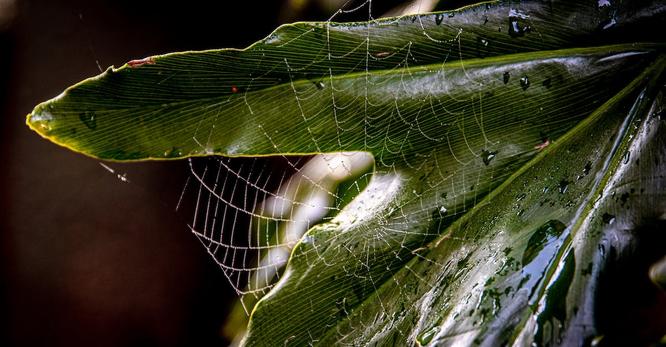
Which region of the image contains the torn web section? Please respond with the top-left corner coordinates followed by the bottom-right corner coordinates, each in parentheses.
top-left (183, 152), bottom-right (374, 310)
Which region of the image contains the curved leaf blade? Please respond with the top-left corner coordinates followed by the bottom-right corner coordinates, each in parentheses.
top-left (23, 0), bottom-right (666, 345)
top-left (26, 0), bottom-right (662, 160)
top-left (306, 57), bottom-right (665, 347)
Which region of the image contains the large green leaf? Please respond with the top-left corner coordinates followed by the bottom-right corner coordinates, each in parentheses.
top-left (27, 0), bottom-right (662, 160)
top-left (26, 0), bottom-right (665, 345)
top-left (310, 60), bottom-right (666, 346)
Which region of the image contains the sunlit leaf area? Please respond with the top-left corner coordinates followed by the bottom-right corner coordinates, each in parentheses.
top-left (4, 0), bottom-right (666, 346)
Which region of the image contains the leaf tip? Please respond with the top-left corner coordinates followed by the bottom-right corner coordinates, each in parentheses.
top-left (26, 103), bottom-right (55, 138)
top-left (25, 101), bottom-right (100, 161)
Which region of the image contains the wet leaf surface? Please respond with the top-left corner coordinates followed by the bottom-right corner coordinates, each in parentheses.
top-left (25, 0), bottom-right (666, 345)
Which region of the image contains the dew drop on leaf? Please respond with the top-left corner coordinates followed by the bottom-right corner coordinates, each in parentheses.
top-left (520, 75), bottom-right (530, 90)
top-left (601, 213), bottom-right (615, 224)
top-left (619, 192), bottom-right (630, 205)
top-left (164, 147), bottom-right (182, 158)
top-left (78, 111), bottom-right (97, 130)
top-left (481, 149), bottom-right (498, 166)
top-left (435, 14), bottom-right (444, 25)
top-left (507, 9), bottom-right (531, 38)
top-left (558, 179), bottom-right (569, 194)
top-left (503, 71), bottom-right (510, 84)
top-left (584, 161), bottom-right (592, 175)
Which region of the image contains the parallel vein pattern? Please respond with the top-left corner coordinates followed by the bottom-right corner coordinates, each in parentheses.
top-left (25, 0), bottom-right (665, 345)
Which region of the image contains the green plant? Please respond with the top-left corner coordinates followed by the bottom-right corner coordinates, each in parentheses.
top-left (27, 0), bottom-right (665, 345)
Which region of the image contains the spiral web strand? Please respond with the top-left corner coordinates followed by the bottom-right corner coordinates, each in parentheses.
top-left (178, 0), bottom-right (556, 315)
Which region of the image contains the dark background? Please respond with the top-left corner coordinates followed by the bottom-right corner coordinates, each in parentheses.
top-left (0, 1), bottom-right (274, 345)
top-left (0, 1), bottom-right (296, 346)
top-left (0, 1), bottom-right (404, 346)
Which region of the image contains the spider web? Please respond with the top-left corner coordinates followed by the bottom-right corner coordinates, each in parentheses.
top-left (175, 0), bottom-right (563, 316)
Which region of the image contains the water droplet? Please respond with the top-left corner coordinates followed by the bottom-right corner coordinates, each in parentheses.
top-left (164, 147), bottom-right (182, 157)
top-left (508, 9), bottom-right (531, 38)
top-left (516, 193), bottom-right (527, 201)
top-left (558, 179), bottom-right (569, 194)
top-left (623, 151), bottom-right (631, 164)
top-left (439, 206), bottom-right (448, 215)
top-left (448, 12), bottom-right (455, 18)
top-left (542, 77), bottom-right (552, 88)
top-left (435, 14), bottom-right (444, 25)
top-left (476, 37), bottom-right (489, 57)
top-left (583, 162), bottom-right (592, 175)
top-left (29, 109), bottom-right (55, 132)
top-left (520, 76), bottom-right (530, 90)
top-left (481, 149), bottom-right (498, 166)
top-left (417, 326), bottom-right (439, 346)
top-left (503, 71), bottom-right (510, 84)
top-left (79, 111), bottom-right (97, 130)
top-left (509, 19), bottom-right (521, 36)
top-left (522, 220), bottom-right (566, 265)
top-left (598, 0), bottom-right (611, 7)
top-left (314, 81), bottom-right (325, 90)
top-left (590, 335), bottom-right (605, 347)
top-left (264, 34), bottom-right (280, 44)
top-left (601, 213), bottom-right (615, 224)
top-left (619, 192), bottom-right (630, 205)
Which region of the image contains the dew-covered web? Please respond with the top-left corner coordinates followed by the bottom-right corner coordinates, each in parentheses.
top-left (177, 0), bottom-right (550, 315)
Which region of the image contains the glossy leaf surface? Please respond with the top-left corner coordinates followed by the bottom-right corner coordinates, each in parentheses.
top-left (26, 0), bottom-right (666, 345)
